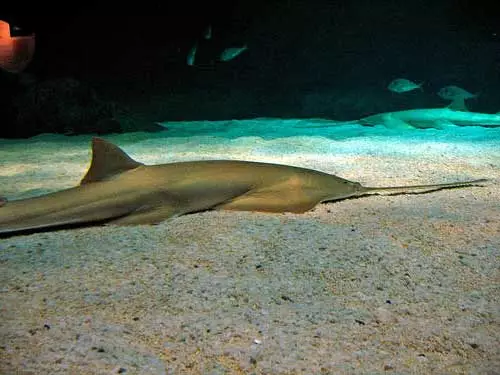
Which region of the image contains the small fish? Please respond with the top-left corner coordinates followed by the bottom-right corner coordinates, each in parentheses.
top-left (204, 24), bottom-right (212, 40)
top-left (0, 20), bottom-right (35, 73)
top-left (437, 85), bottom-right (478, 111)
top-left (219, 45), bottom-right (248, 62)
top-left (186, 42), bottom-right (197, 66)
top-left (387, 78), bottom-right (423, 93)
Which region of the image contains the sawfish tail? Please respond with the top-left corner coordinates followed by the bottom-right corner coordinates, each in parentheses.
top-left (360, 178), bottom-right (488, 195)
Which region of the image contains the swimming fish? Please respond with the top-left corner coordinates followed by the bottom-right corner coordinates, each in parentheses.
top-left (219, 45), bottom-right (248, 62)
top-left (204, 24), bottom-right (212, 40)
top-left (0, 19), bottom-right (35, 73)
top-left (387, 78), bottom-right (423, 93)
top-left (0, 137), bottom-right (486, 236)
top-left (186, 42), bottom-right (197, 66)
top-left (438, 85), bottom-right (478, 111)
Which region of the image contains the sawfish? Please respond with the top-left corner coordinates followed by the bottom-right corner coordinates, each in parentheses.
top-left (0, 137), bottom-right (487, 236)
top-left (359, 108), bottom-right (500, 129)
top-left (297, 108), bottom-right (500, 130)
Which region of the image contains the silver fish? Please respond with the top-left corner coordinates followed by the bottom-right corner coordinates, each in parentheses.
top-left (186, 42), bottom-right (197, 66)
top-left (220, 45), bottom-right (248, 62)
top-left (387, 78), bottom-right (423, 93)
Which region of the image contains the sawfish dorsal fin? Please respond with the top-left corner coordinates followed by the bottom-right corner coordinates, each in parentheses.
top-left (80, 137), bottom-right (144, 185)
top-left (447, 98), bottom-right (469, 112)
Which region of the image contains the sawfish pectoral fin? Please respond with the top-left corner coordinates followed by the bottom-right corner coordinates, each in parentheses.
top-left (433, 120), bottom-right (456, 129)
top-left (216, 194), bottom-right (320, 213)
top-left (215, 178), bottom-right (322, 213)
top-left (383, 117), bottom-right (414, 130)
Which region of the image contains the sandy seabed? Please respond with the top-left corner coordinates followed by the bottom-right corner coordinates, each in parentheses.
top-left (0, 124), bottom-right (499, 374)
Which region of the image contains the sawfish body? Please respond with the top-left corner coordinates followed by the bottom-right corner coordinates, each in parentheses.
top-left (0, 137), bottom-right (487, 236)
top-left (360, 108), bottom-right (500, 129)
top-left (297, 108), bottom-right (500, 130)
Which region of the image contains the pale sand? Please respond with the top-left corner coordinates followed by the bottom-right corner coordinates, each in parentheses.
top-left (0, 125), bottom-right (499, 374)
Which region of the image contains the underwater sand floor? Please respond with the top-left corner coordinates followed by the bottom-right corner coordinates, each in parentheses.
top-left (0, 123), bottom-right (499, 374)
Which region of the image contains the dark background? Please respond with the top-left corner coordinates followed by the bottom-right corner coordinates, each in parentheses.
top-left (1, 0), bottom-right (499, 137)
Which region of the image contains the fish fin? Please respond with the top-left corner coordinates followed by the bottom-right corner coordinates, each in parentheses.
top-left (382, 115), bottom-right (414, 129)
top-left (359, 113), bottom-right (413, 129)
top-left (447, 98), bottom-right (469, 112)
top-left (358, 115), bottom-right (381, 127)
top-left (434, 120), bottom-right (456, 129)
top-left (80, 137), bottom-right (144, 185)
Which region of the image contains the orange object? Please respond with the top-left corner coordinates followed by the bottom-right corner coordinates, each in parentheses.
top-left (0, 20), bottom-right (35, 73)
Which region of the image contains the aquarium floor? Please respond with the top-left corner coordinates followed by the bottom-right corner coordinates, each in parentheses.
top-left (1, 128), bottom-right (499, 374)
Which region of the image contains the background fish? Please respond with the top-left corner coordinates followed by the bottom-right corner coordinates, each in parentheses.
top-left (219, 45), bottom-right (248, 62)
top-left (387, 78), bottom-right (423, 93)
top-left (186, 42), bottom-right (197, 66)
top-left (204, 24), bottom-right (212, 40)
